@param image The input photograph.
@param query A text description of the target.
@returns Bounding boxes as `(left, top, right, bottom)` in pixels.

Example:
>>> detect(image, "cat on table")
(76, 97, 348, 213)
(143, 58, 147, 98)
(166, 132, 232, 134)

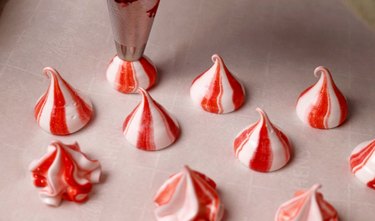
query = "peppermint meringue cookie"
(122, 88, 180, 151)
(34, 67, 93, 135)
(349, 139, 375, 189)
(106, 55, 157, 93)
(154, 166, 224, 221)
(275, 184, 338, 221)
(296, 66, 348, 129)
(29, 141, 101, 206)
(234, 108, 291, 172)
(190, 54, 246, 114)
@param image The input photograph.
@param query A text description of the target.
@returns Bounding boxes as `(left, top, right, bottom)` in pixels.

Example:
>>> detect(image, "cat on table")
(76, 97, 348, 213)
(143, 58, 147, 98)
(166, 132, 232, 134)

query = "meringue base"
(106, 55, 157, 94)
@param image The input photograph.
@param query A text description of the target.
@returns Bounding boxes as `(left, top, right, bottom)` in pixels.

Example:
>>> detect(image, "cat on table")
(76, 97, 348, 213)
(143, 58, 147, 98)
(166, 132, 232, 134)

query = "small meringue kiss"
(349, 139, 375, 190)
(29, 141, 101, 206)
(122, 88, 180, 151)
(234, 108, 291, 172)
(34, 67, 93, 135)
(106, 55, 157, 93)
(296, 66, 348, 129)
(190, 54, 246, 114)
(154, 166, 224, 221)
(275, 184, 338, 221)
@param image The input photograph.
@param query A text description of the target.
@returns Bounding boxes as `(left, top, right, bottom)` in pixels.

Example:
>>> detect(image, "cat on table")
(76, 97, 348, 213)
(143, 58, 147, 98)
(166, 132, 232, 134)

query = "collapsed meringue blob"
(153, 166, 224, 221)
(29, 141, 101, 206)
(122, 88, 180, 151)
(106, 55, 157, 93)
(296, 66, 348, 129)
(275, 184, 338, 221)
(34, 67, 93, 135)
(349, 139, 375, 190)
(234, 108, 291, 172)
(190, 54, 246, 114)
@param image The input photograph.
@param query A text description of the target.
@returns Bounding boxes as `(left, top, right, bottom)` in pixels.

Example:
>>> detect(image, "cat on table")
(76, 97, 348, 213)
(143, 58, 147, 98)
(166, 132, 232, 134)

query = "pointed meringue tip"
(182, 165, 192, 172)
(255, 107, 268, 119)
(310, 184, 322, 192)
(42, 67, 60, 79)
(211, 54, 223, 63)
(314, 66, 331, 78)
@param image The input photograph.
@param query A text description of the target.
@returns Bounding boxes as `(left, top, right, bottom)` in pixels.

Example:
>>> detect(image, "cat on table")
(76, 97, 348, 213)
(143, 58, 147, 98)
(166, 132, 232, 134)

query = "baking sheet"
(1, 0, 375, 220)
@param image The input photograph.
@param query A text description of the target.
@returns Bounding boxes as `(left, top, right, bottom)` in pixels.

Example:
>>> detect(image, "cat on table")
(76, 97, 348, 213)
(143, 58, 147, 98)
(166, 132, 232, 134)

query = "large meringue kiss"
(296, 66, 348, 129)
(349, 139, 375, 190)
(190, 54, 246, 114)
(275, 184, 338, 221)
(34, 67, 93, 135)
(234, 108, 291, 172)
(106, 55, 157, 93)
(122, 88, 180, 151)
(29, 141, 101, 206)
(154, 166, 224, 221)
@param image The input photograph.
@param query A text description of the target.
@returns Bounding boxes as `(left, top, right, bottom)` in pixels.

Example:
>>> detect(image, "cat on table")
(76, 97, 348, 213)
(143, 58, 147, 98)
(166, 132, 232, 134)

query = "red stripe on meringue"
(122, 104, 140, 132)
(154, 174, 183, 206)
(116, 62, 137, 93)
(250, 119, 272, 172)
(139, 57, 157, 88)
(136, 91, 155, 150)
(367, 178, 375, 189)
(201, 63, 223, 113)
(308, 73, 329, 129)
(31, 151, 57, 188)
(50, 74, 69, 135)
(34, 92, 48, 121)
(331, 75, 348, 125)
(350, 140, 375, 174)
(234, 122, 258, 154)
(272, 124, 291, 162)
(223, 64, 244, 110)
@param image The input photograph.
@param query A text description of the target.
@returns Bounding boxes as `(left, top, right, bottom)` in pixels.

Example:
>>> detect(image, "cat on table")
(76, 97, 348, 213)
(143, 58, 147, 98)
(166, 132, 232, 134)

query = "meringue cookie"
(154, 166, 224, 221)
(122, 88, 180, 151)
(349, 139, 375, 189)
(234, 108, 291, 172)
(29, 141, 101, 206)
(190, 54, 245, 114)
(275, 184, 338, 221)
(106, 55, 157, 93)
(296, 66, 348, 129)
(34, 67, 93, 135)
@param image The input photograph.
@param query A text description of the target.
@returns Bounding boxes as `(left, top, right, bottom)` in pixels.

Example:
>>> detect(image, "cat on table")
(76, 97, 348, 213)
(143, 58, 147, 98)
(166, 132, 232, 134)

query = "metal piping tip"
(107, 0, 160, 61)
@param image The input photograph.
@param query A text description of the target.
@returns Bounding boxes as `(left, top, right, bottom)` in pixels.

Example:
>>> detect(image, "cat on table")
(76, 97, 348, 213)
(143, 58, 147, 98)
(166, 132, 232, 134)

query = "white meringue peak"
(296, 66, 348, 129)
(190, 54, 245, 114)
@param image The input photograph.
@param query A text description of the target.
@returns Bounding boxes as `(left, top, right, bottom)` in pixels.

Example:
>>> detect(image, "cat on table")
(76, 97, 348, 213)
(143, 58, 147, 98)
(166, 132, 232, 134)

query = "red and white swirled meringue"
(275, 184, 338, 221)
(190, 54, 246, 114)
(122, 88, 180, 151)
(349, 139, 375, 190)
(106, 55, 157, 93)
(296, 66, 348, 129)
(34, 67, 93, 135)
(29, 141, 101, 206)
(154, 166, 224, 221)
(234, 108, 291, 172)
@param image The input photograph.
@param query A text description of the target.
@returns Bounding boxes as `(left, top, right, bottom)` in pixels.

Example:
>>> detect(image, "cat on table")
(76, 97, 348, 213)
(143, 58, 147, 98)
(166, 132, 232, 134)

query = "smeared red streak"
(60, 145, 92, 202)
(153, 101, 179, 141)
(147, 0, 160, 17)
(233, 122, 259, 154)
(122, 104, 140, 132)
(154, 174, 183, 205)
(350, 140, 375, 173)
(223, 64, 244, 109)
(61, 78, 92, 124)
(136, 92, 155, 150)
(250, 118, 272, 172)
(31, 151, 57, 188)
(116, 61, 137, 93)
(308, 74, 330, 129)
(139, 57, 157, 89)
(367, 178, 375, 190)
(316, 193, 339, 219)
(34, 92, 48, 121)
(49, 74, 69, 135)
(277, 190, 310, 221)
(201, 63, 223, 113)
